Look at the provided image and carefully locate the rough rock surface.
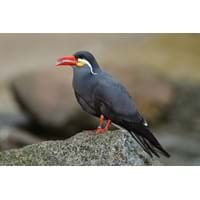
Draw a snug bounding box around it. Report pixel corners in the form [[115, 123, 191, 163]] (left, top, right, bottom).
[[0, 130, 161, 166]]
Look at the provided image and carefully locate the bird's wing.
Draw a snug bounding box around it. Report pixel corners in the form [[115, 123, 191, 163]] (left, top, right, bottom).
[[93, 73, 144, 124], [74, 91, 97, 116], [93, 73, 170, 158]]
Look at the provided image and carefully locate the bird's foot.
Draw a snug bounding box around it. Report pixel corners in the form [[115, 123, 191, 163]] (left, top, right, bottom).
[[95, 127, 108, 134], [87, 126, 107, 135], [95, 119, 112, 134], [87, 116, 112, 135]]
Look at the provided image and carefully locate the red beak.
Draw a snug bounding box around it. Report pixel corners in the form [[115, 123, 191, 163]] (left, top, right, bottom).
[[56, 55, 77, 67]]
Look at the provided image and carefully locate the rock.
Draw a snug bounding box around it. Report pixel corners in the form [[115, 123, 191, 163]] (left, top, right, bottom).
[[156, 128, 200, 166], [0, 81, 38, 151], [0, 130, 161, 166], [0, 82, 27, 127], [11, 69, 77, 127], [154, 83, 200, 165], [166, 83, 200, 132], [10, 69, 96, 132], [0, 127, 42, 151]]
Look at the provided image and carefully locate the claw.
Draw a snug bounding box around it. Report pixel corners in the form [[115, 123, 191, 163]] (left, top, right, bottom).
[[95, 119, 112, 134], [87, 115, 112, 135], [95, 127, 107, 134]]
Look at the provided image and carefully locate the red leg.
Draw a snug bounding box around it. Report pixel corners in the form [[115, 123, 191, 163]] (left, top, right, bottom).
[[96, 119, 112, 134], [104, 119, 112, 131], [87, 115, 112, 135], [88, 115, 104, 134], [97, 115, 104, 127], [95, 115, 104, 132]]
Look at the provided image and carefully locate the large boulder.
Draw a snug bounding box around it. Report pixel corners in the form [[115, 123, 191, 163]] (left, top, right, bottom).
[[10, 69, 97, 137], [10, 69, 80, 128], [0, 130, 161, 166], [155, 83, 200, 165], [0, 82, 26, 127]]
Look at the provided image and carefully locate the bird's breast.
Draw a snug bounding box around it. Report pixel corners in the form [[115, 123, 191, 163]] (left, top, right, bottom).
[[73, 72, 97, 99]]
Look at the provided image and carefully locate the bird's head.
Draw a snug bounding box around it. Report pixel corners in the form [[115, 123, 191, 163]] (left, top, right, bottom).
[[56, 51, 99, 75]]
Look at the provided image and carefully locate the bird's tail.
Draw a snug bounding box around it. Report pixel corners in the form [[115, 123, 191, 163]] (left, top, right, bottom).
[[127, 123, 170, 158]]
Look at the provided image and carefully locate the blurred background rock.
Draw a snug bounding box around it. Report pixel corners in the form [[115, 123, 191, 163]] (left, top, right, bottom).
[[0, 33, 200, 165]]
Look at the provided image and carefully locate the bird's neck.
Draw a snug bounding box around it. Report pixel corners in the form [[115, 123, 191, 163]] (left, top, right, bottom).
[[90, 60, 101, 72], [73, 62, 101, 76], [84, 59, 101, 75], [72, 66, 99, 96]]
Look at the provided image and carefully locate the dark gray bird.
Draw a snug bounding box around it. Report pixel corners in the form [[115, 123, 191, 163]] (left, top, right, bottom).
[[56, 51, 170, 158]]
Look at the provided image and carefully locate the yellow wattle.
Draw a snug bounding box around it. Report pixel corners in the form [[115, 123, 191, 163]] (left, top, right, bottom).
[[77, 61, 85, 67]]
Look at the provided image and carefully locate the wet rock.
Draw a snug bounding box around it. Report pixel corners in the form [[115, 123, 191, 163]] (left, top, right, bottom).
[[0, 130, 161, 166]]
